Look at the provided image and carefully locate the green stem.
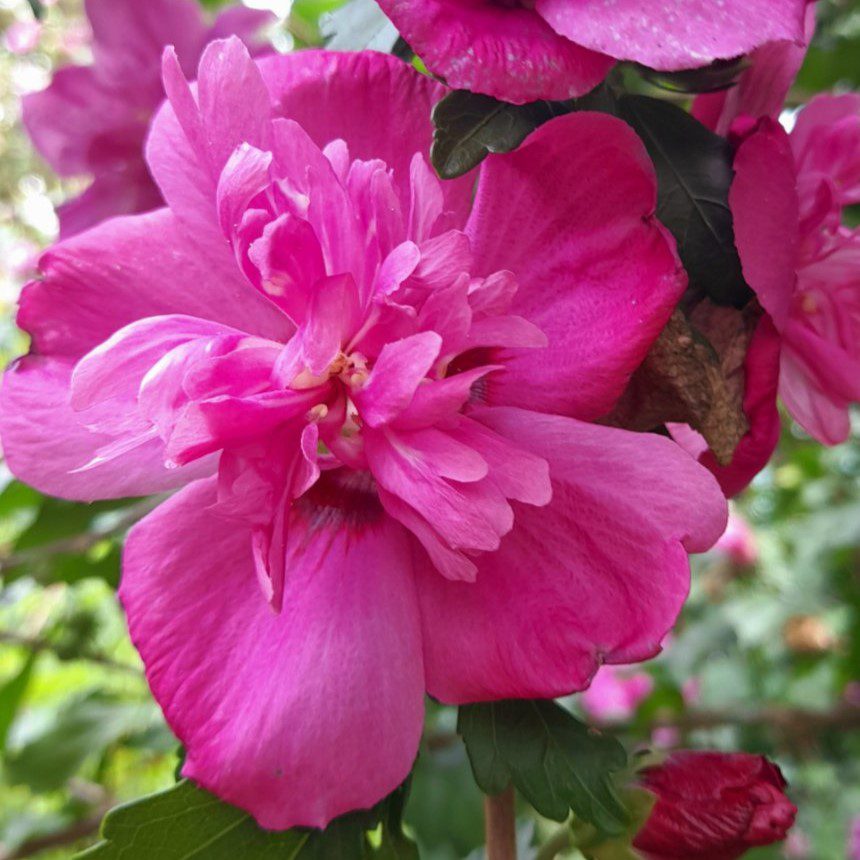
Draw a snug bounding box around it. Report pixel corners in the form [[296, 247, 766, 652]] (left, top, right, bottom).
[[535, 825, 573, 860]]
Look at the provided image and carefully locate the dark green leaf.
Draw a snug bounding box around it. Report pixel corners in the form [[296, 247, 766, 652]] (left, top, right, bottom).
[[637, 57, 749, 94], [0, 651, 38, 752], [77, 780, 418, 859], [458, 700, 628, 835], [374, 777, 419, 860], [26, 0, 43, 18], [6, 693, 161, 792], [431, 91, 560, 179], [617, 95, 752, 308]]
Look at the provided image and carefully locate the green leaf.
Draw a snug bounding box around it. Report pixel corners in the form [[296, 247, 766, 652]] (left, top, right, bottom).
[[77, 781, 310, 860], [458, 700, 628, 835], [0, 651, 38, 752], [617, 95, 752, 309], [431, 91, 562, 179], [1, 496, 144, 586], [6, 693, 161, 792], [582, 788, 656, 860], [373, 776, 419, 860], [77, 780, 418, 859], [637, 57, 749, 94], [0, 479, 41, 518], [404, 744, 484, 857]]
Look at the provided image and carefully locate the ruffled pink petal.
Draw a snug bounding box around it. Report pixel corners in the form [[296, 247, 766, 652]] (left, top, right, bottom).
[[248, 213, 326, 323], [692, 2, 816, 135], [0, 357, 211, 501], [366, 428, 512, 558], [376, 0, 613, 103], [70, 315, 241, 410], [257, 50, 473, 225], [149, 39, 273, 240], [269, 119, 366, 286], [148, 49, 473, 244], [416, 408, 726, 703], [730, 119, 800, 330], [121, 478, 424, 829], [537, 0, 807, 71], [216, 143, 273, 242], [301, 274, 362, 375], [18, 208, 289, 359], [354, 332, 442, 427], [467, 112, 685, 421]]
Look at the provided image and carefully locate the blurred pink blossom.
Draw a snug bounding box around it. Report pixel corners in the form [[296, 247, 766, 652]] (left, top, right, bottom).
[[784, 828, 811, 858], [581, 666, 654, 723], [651, 726, 681, 750], [714, 507, 759, 565], [850, 817, 860, 860], [681, 677, 702, 706], [23, 0, 273, 238]]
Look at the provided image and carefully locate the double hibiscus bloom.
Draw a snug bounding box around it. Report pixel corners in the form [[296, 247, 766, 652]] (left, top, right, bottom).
[[5, 0, 849, 841], [1, 41, 728, 827]]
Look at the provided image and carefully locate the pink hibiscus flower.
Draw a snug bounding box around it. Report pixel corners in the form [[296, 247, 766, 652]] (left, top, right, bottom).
[[714, 506, 758, 565], [23, 0, 273, 239], [580, 665, 653, 723], [0, 41, 727, 828], [731, 95, 860, 444], [375, 0, 807, 104]]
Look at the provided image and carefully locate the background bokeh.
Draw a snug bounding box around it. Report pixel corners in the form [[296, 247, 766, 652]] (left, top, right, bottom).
[[0, 1, 859, 857]]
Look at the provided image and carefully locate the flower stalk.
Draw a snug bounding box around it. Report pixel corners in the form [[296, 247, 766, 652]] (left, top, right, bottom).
[[484, 784, 517, 860]]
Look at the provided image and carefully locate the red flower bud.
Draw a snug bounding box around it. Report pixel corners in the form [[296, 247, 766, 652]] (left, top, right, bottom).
[[633, 751, 797, 860]]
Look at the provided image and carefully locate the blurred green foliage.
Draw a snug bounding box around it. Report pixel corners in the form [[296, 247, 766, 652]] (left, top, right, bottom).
[[0, 0, 858, 857]]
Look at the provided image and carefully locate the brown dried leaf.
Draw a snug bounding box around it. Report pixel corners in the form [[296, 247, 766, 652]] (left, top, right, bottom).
[[603, 305, 757, 465]]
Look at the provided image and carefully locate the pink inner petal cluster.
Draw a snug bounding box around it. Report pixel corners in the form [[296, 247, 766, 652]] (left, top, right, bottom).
[[0, 42, 727, 828]]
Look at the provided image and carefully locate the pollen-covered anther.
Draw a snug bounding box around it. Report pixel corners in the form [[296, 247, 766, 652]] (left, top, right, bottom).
[[800, 293, 818, 314], [306, 403, 329, 422], [337, 352, 370, 389]]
